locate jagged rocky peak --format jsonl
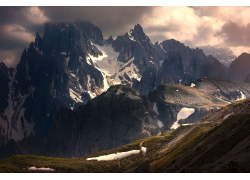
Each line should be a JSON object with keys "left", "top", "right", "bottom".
{"left": 227, "top": 52, "right": 250, "bottom": 82}
{"left": 104, "top": 35, "right": 114, "bottom": 46}
{"left": 42, "top": 21, "right": 103, "bottom": 61}
{"left": 117, "top": 24, "right": 159, "bottom": 69}
{"left": 34, "top": 32, "right": 43, "bottom": 49}
{"left": 0, "top": 61, "right": 9, "bottom": 76}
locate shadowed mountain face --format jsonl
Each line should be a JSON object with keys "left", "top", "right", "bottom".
{"left": 0, "top": 85, "right": 160, "bottom": 159}
{"left": 0, "top": 21, "right": 109, "bottom": 148}
{"left": 45, "top": 85, "right": 159, "bottom": 157}
{"left": 227, "top": 52, "right": 250, "bottom": 82}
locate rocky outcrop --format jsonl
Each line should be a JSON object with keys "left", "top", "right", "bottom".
{"left": 191, "top": 77, "right": 250, "bottom": 102}
{"left": 148, "top": 83, "right": 227, "bottom": 131}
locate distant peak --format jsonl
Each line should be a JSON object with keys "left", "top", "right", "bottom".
{"left": 134, "top": 24, "right": 143, "bottom": 33}
{"left": 239, "top": 52, "right": 250, "bottom": 56}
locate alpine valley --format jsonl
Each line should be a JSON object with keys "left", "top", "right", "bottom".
{"left": 1, "top": 21, "right": 250, "bottom": 173}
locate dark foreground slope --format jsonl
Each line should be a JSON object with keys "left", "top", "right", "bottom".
{"left": 1, "top": 98, "right": 250, "bottom": 173}
{"left": 0, "top": 85, "right": 160, "bottom": 159}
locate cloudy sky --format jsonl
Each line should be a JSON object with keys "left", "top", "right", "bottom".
{"left": 1, "top": 5, "right": 250, "bottom": 67}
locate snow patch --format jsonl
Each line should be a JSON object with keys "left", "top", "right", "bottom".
{"left": 101, "top": 71, "right": 110, "bottom": 91}
{"left": 6, "top": 77, "right": 36, "bottom": 141}
{"left": 159, "top": 60, "right": 164, "bottom": 67}
{"left": 157, "top": 120, "right": 164, "bottom": 128}
{"left": 28, "top": 166, "right": 55, "bottom": 172}
{"left": 236, "top": 91, "right": 246, "bottom": 101}
{"left": 171, "top": 107, "right": 195, "bottom": 129}
{"left": 61, "top": 52, "right": 66, "bottom": 55}
{"left": 86, "top": 56, "right": 92, "bottom": 65}
{"left": 87, "top": 149, "right": 141, "bottom": 161}
{"left": 216, "top": 96, "right": 231, "bottom": 104}
{"left": 89, "top": 44, "right": 141, "bottom": 84}
{"left": 153, "top": 103, "right": 159, "bottom": 115}
{"left": 157, "top": 130, "right": 162, "bottom": 136}
{"left": 127, "top": 31, "right": 136, "bottom": 41}
{"left": 223, "top": 113, "right": 234, "bottom": 120}
{"left": 141, "top": 147, "right": 147, "bottom": 157}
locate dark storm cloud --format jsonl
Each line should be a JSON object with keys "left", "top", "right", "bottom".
{"left": 216, "top": 21, "right": 250, "bottom": 46}
{"left": 0, "top": 26, "right": 30, "bottom": 50}
{"left": 0, "top": 7, "right": 45, "bottom": 34}
{"left": 0, "top": 7, "right": 30, "bottom": 24}
{"left": 0, "top": 7, "right": 47, "bottom": 67}
{"left": 144, "top": 24, "right": 181, "bottom": 33}
{"left": 39, "top": 6, "right": 153, "bottom": 37}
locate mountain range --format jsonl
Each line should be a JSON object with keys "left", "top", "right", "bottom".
{"left": 1, "top": 21, "right": 250, "bottom": 164}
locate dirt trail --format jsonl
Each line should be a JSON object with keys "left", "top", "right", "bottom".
{"left": 159, "top": 126, "right": 194, "bottom": 154}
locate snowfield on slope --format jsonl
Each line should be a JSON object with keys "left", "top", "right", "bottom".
{"left": 87, "top": 147, "right": 147, "bottom": 161}
{"left": 89, "top": 44, "right": 141, "bottom": 84}
{"left": 171, "top": 107, "right": 195, "bottom": 129}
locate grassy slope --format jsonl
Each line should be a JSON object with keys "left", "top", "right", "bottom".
{"left": 1, "top": 99, "right": 250, "bottom": 173}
